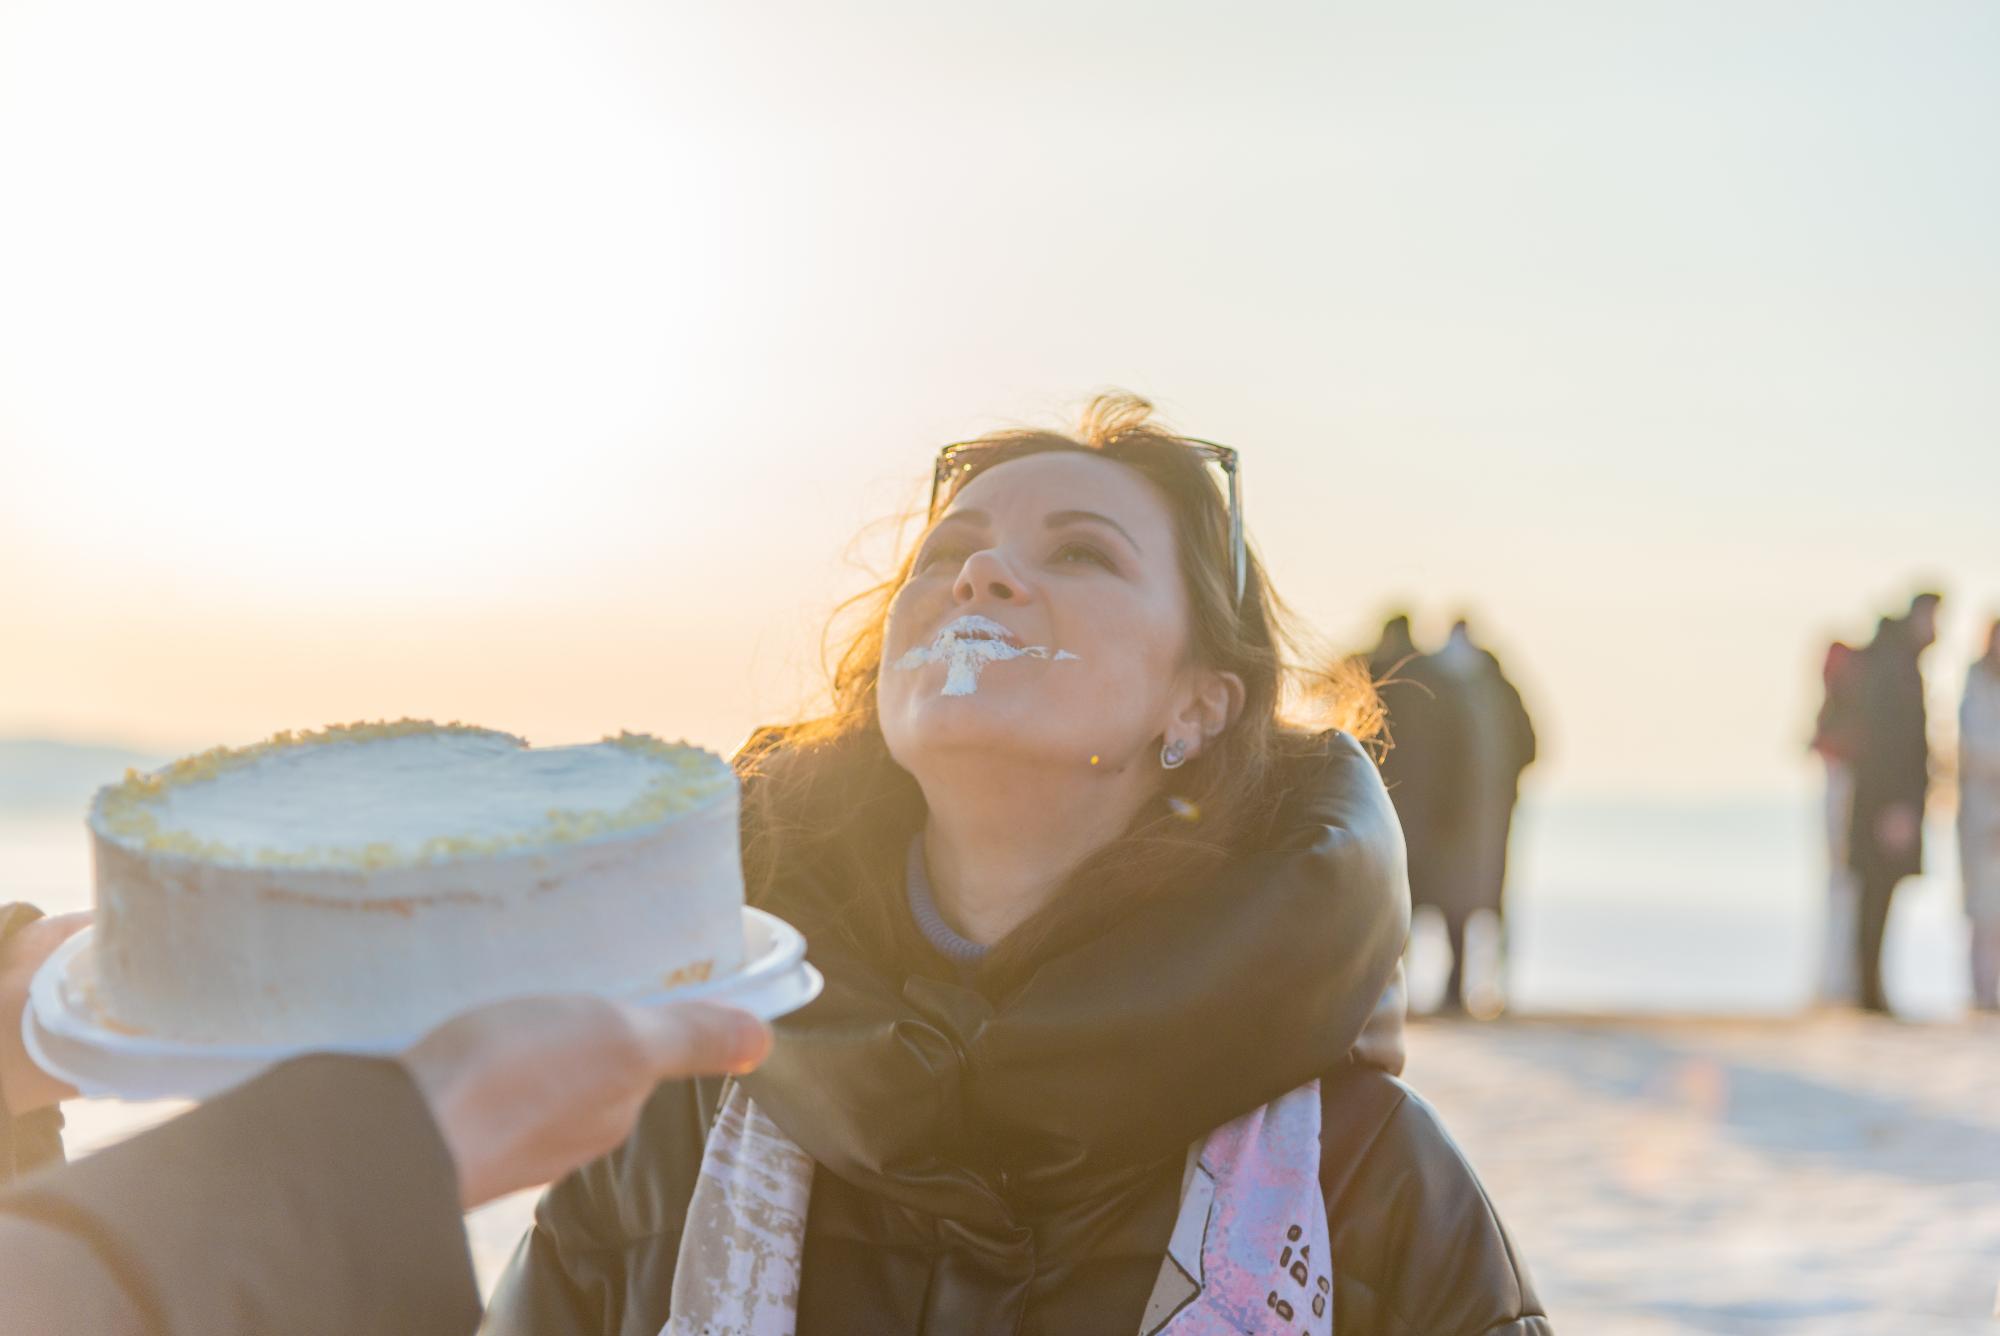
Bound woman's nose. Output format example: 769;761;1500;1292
953;547;1027;605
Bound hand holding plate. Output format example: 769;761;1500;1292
2;911;90;1114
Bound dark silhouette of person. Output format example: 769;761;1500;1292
1367;616;1470;1008
1849;591;1942;1014
1809;634;1869;1004
1430;619;1537;1013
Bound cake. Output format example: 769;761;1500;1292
84;720;744;1046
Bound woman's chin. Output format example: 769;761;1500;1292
898;689;1025;733
885;689;1077;763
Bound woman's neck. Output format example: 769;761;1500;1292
919;765;1152;947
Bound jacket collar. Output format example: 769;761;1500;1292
740;731;1409;1233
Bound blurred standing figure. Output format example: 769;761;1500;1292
1850;592;1942;1014
1958;618;2000;1011
1368;615;1451;824
1368;615;1465;1003
1433;620;1537;1013
1809;635;1869;1004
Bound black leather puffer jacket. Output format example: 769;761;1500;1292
484;733;1550;1335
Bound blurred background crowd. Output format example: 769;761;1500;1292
1362;594;2000;1024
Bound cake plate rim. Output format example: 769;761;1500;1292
24;906;824;1102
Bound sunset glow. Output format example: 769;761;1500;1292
3;0;1996;794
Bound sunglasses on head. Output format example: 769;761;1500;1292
927;437;1246;608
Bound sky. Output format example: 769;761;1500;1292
2;0;1995;798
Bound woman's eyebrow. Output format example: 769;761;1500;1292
1045;509;1142;554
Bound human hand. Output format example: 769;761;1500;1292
0;911;90;1115
402;994;771;1209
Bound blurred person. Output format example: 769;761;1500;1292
1959;618;2000;1011
0;902;773;1335
1850;592;1942;1015
1367;614;1472;1009
1809;634;1870;1004
1432;618;1537;1014
1367;614;1456;816
488;396;1549;1335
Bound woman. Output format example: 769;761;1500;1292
487;395;1549;1334
1961;619;2000;1012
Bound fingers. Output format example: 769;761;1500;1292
1;912;91;975
618;1001;771;1080
399;996;774;1208
0;914;92;1114
40;911;92;940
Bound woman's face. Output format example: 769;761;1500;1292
879;452;1220;780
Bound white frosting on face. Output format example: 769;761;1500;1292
147;731;683;857
890;613;1079;696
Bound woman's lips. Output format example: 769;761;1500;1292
890;615;1078;696
928;614;1022;650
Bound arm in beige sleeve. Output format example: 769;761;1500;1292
0;1215;146;1335
0;1055;482;1336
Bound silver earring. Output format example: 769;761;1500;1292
1160;739;1188;770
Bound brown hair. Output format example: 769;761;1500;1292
739;392;1381;995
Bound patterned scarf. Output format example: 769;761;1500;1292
664;1080;1331;1335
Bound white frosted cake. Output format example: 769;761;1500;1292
84;721;744;1045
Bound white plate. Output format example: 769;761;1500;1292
32;906;811;1059
24;906;822;1101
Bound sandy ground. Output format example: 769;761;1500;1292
1401;1013;2000;1335
56;1013;2000;1331
470;1013;2000;1328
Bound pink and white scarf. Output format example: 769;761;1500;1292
664;1081;1331;1335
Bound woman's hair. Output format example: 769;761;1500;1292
739;392;1382;994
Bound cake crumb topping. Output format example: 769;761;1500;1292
94;719;732;868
